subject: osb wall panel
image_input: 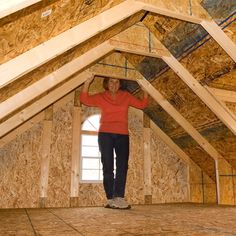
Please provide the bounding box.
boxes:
[220,177,235,205]
[189,162,203,203]
[226,102,236,117]
[189,164,217,203]
[181,23,236,86]
[202,172,216,204]
[148,69,221,135]
[0,123,43,208]
[190,184,203,202]
[126,112,145,204]
[78,184,105,207]
[208,69,236,91]
[150,129,189,203]
[0,12,144,104]
[174,135,216,181]
[46,100,73,208]
[0,0,125,64]
[199,124,236,168]
[218,157,235,205]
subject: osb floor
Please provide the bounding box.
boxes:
[0,203,236,236]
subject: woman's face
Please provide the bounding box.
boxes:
[107,78,120,94]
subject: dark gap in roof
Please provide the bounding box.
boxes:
[201,0,236,22]
[137,58,168,81]
[161,22,208,58]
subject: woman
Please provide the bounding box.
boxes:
[80,76,148,209]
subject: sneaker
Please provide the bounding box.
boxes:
[104,199,115,208]
[113,197,131,209]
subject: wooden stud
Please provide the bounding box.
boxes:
[133,108,191,202]
[39,107,53,207]
[143,126,152,198]
[70,92,82,199]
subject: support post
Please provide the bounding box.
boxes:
[39,106,53,208]
[70,90,82,207]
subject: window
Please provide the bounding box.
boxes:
[80,114,102,182]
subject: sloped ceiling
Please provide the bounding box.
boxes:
[0,0,236,182]
[123,0,236,180]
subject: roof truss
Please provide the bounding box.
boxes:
[0,0,236,88]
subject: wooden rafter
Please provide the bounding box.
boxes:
[0,93,73,148]
[161,54,236,136]
[0,0,141,88]
[0,0,41,18]
[0,0,204,89]
[132,107,191,200]
[136,77,221,202]
[201,20,236,64]
[132,24,236,136]
[108,35,236,135]
[109,39,170,58]
[0,70,92,138]
[0,42,114,121]
[205,86,236,104]
[134,0,205,23]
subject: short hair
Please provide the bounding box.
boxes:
[103,77,127,90]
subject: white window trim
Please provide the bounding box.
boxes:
[80,114,103,183]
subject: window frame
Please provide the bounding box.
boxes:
[80,114,103,183]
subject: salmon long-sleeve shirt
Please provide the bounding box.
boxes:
[80,90,148,135]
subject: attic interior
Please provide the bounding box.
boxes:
[0,0,236,235]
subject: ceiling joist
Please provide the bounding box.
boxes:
[205,86,236,104]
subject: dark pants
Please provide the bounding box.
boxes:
[98,132,129,199]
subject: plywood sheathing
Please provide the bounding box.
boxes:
[3,204,236,235]
[130,16,236,168]
[0,123,43,208]
[0,11,144,107]
[201,0,235,22]
[150,129,189,203]
[0,0,125,64]
[124,53,216,182]
[45,100,73,208]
